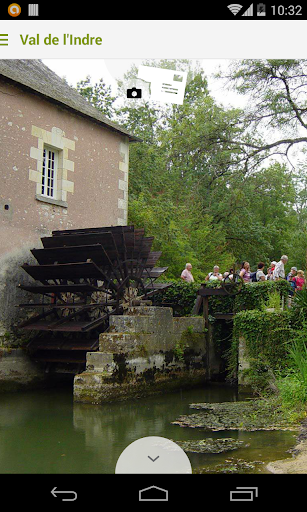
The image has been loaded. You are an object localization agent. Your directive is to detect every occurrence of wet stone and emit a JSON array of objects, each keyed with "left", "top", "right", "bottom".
[
  {"left": 194, "top": 458, "right": 265, "bottom": 474},
  {"left": 172, "top": 399, "right": 300, "bottom": 431},
  {"left": 175, "top": 438, "right": 249, "bottom": 454}
]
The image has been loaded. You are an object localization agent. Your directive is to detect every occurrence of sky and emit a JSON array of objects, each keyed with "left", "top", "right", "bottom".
[
  {"left": 41, "top": 58, "right": 306, "bottom": 171},
  {"left": 42, "top": 58, "right": 300, "bottom": 168},
  {"left": 42, "top": 58, "right": 247, "bottom": 109}
]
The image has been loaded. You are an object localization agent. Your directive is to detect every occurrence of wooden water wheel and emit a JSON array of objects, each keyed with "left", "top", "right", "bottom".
[
  {"left": 221, "top": 266, "right": 243, "bottom": 296},
  {"left": 18, "top": 225, "right": 171, "bottom": 369}
]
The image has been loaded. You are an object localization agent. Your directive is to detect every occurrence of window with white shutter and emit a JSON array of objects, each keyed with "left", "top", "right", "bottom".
[{"left": 41, "top": 147, "right": 58, "bottom": 198}]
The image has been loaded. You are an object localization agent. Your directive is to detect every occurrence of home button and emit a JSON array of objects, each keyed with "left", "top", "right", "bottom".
[{"left": 139, "top": 486, "right": 168, "bottom": 502}]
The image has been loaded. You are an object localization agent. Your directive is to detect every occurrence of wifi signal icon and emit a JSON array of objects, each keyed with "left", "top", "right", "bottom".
[{"left": 228, "top": 3, "right": 243, "bottom": 15}]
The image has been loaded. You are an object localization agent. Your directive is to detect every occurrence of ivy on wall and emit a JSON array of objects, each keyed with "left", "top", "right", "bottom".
[
  {"left": 154, "top": 280, "right": 294, "bottom": 392},
  {"left": 233, "top": 280, "right": 290, "bottom": 312},
  {"left": 229, "top": 309, "right": 292, "bottom": 390},
  {"left": 154, "top": 281, "right": 200, "bottom": 316},
  {"left": 154, "top": 280, "right": 291, "bottom": 317}
]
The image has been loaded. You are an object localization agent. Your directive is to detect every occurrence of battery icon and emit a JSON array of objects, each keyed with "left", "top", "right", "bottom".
[{"left": 257, "top": 3, "right": 266, "bottom": 15}]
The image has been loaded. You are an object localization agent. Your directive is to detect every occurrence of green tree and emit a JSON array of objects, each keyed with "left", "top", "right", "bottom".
[
  {"left": 73, "top": 60, "right": 307, "bottom": 276},
  {"left": 76, "top": 75, "right": 117, "bottom": 119},
  {"left": 217, "top": 59, "right": 307, "bottom": 171}
]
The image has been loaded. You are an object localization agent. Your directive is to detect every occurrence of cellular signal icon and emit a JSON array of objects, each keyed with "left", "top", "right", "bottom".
[
  {"left": 227, "top": 4, "right": 243, "bottom": 15},
  {"left": 242, "top": 3, "right": 254, "bottom": 16}
]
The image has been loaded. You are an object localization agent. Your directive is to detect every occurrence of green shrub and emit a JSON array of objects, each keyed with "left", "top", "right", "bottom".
[
  {"left": 262, "top": 290, "right": 283, "bottom": 310},
  {"left": 233, "top": 280, "right": 290, "bottom": 312},
  {"left": 154, "top": 279, "right": 290, "bottom": 317},
  {"left": 276, "top": 373, "right": 307, "bottom": 409},
  {"left": 292, "top": 288, "right": 307, "bottom": 311},
  {"left": 153, "top": 280, "right": 200, "bottom": 316},
  {"left": 229, "top": 309, "right": 292, "bottom": 390},
  {"left": 275, "top": 321, "right": 307, "bottom": 412},
  {"left": 289, "top": 339, "right": 307, "bottom": 387}
]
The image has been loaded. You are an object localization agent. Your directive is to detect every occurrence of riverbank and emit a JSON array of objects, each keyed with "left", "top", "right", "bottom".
[
  {"left": 267, "top": 417, "right": 307, "bottom": 473},
  {"left": 172, "top": 394, "right": 307, "bottom": 473},
  {"left": 172, "top": 396, "right": 301, "bottom": 432}
]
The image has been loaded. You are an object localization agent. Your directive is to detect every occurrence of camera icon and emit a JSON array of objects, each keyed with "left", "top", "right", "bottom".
[{"left": 127, "top": 87, "right": 142, "bottom": 99}]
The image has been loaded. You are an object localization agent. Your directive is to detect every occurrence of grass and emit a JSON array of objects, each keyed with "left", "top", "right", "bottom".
[{"left": 275, "top": 332, "right": 307, "bottom": 420}]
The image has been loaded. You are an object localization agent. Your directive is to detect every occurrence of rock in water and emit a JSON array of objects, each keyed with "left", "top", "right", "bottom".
[
  {"left": 172, "top": 399, "right": 299, "bottom": 431},
  {"left": 175, "top": 438, "right": 248, "bottom": 454}
]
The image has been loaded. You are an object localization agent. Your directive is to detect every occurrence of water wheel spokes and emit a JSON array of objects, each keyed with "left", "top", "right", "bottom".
[
  {"left": 222, "top": 271, "right": 243, "bottom": 296},
  {"left": 18, "top": 226, "right": 171, "bottom": 343}
]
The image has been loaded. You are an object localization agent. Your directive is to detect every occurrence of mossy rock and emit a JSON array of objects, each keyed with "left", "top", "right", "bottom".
[
  {"left": 194, "top": 458, "right": 265, "bottom": 474},
  {"left": 176, "top": 438, "right": 248, "bottom": 454},
  {"left": 172, "top": 399, "right": 300, "bottom": 431}
]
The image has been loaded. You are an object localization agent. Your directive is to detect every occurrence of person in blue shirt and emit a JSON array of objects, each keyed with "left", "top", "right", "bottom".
[{"left": 287, "top": 266, "right": 297, "bottom": 295}]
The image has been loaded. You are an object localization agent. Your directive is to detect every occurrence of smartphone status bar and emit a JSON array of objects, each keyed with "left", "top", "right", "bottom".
[{"left": 2, "top": 3, "right": 306, "bottom": 20}]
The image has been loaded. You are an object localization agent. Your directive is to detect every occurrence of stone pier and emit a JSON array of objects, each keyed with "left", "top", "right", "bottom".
[
  {"left": 74, "top": 306, "right": 209, "bottom": 404},
  {"left": 0, "top": 347, "right": 47, "bottom": 391}
]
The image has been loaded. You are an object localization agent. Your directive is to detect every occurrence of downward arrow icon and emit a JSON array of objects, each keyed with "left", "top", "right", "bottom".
[{"left": 148, "top": 455, "right": 159, "bottom": 462}]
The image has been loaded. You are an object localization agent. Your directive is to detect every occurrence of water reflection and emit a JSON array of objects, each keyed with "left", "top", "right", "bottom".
[{"left": 0, "top": 384, "right": 297, "bottom": 474}]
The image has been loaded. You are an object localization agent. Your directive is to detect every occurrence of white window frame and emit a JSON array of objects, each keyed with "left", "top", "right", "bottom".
[{"left": 41, "top": 146, "right": 58, "bottom": 199}]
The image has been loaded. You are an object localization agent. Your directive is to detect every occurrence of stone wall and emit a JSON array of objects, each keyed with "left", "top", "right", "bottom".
[
  {"left": 74, "top": 306, "right": 209, "bottom": 404},
  {"left": 0, "top": 76, "right": 130, "bottom": 336},
  {"left": 0, "top": 348, "right": 47, "bottom": 392},
  {"left": 0, "top": 246, "right": 38, "bottom": 346},
  {"left": 238, "top": 336, "right": 251, "bottom": 387}
]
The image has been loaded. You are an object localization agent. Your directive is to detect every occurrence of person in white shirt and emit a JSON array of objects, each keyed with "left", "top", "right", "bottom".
[
  {"left": 266, "top": 261, "right": 277, "bottom": 280},
  {"left": 205, "top": 265, "right": 223, "bottom": 282},
  {"left": 181, "top": 263, "right": 194, "bottom": 283},
  {"left": 273, "top": 255, "right": 288, "bottom": 280},
  {"left": 256, "top": 262, "right": 266, "bottom": 281}
]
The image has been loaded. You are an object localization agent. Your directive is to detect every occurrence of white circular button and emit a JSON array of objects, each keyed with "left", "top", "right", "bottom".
[{"left": 115, "top": 436, "right": 192, "bottom": 474}]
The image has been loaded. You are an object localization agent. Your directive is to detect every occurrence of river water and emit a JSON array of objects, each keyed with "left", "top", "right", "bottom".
[{"left": 0, "top": 384, "right": 296, "bottom": 474}]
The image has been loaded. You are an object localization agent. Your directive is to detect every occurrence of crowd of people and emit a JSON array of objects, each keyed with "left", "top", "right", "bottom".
[{"left": 181, "top": 255, "right": 306, "bottom": 293}]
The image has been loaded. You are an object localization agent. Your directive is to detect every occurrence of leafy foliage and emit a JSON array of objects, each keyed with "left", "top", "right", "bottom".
[
  {"left": 230, "top": 309, "right": 292, "bottom": 389},
  {"left": 153, "top": 280, "right": 290, "bottom": 318},
  {"left": 76, "top": 75, "right": 117, "bottom": 119},
  {"left": 276, "top": 323, "right": 307, "bottom": 410},
  {"left": 218, "top": 59, "right": 307, "bottom": 169},
  {"left": 230, "top": 285, "right": 307, "bottom": 404},
  {"left": 153, "top": 281, "right": 200, "bottom": 316},
  {"left": 233, "top": 280, "right": 290, "bottom": 312},
  {"left": 74, "top": 59, "right": 307, "bottom": 276}
]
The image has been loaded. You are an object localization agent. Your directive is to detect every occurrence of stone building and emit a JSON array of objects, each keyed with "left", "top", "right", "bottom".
[{"left": 0, "top": 59, "right": 137, "bottom": 336}]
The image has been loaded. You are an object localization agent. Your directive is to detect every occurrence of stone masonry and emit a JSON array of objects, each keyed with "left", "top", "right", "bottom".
[{"left": 74, "top": 306, "right": 208, "bottom": 404}]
